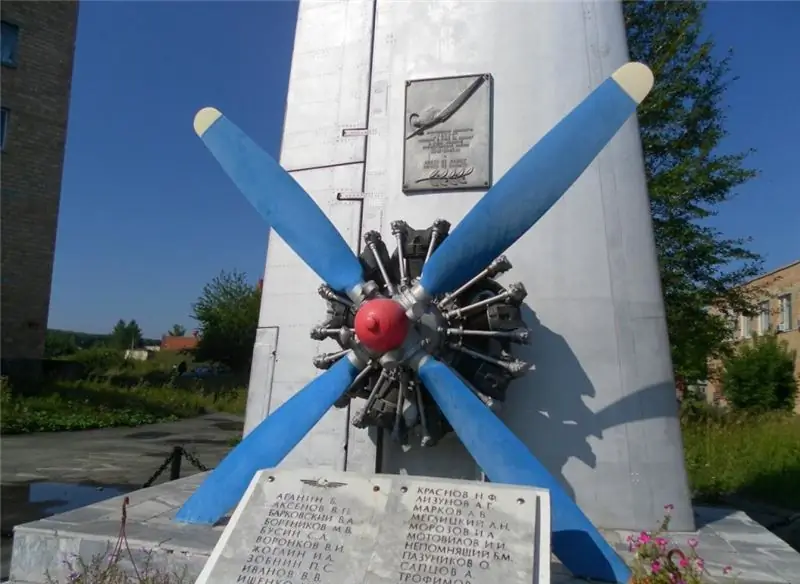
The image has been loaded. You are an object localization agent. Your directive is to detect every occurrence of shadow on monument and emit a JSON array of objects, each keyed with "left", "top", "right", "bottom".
[
  {"left": 383, "top": 304, "right": 687, "bottom": 523},
  {"left": 509, "top": 305, "right": 685, "bottom": 502}
]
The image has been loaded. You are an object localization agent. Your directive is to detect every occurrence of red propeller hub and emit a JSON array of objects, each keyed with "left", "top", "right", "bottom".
[{"left": 354, "top": 298, "right": 410, "bottom": 353}]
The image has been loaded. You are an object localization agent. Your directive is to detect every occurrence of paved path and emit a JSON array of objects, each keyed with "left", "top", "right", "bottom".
[
  {"left": 0, "top": 413, "right": 242, "bottom": 487},
  {"left": 0, "top": 414, "right": 244, "bottom": 580}
]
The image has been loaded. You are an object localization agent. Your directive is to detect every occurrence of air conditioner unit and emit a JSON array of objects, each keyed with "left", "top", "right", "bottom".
[{"left": 776, "top": 323, "right": 787, "bottom": 333}]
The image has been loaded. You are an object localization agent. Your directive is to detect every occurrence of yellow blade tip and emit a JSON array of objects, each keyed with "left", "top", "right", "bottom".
[
  {"left": 611, "top": 62, "right": 654, "bottom": 104},
  {"left": 194, "top": 107, "right": 223, "bottom": 137}
]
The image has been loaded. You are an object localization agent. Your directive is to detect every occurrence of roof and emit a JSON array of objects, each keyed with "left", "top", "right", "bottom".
[
  {"left": 161, "top": 335, "right": 199, "bottom": 351},
  {"left": 743, "top": 259, "right": 800, "bottom": 286}
]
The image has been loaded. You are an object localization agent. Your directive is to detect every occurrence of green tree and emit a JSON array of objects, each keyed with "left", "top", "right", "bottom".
[
  {"left": 721, "top": 334, "right": 797, "bottom": 412},
  {"left": 110, "top": 319, "right": 143, "bottom": 350},
  {"left": 625, "top": 1, "right": 763, "bottom": 384},
  {"left": 168, "top": 324, "right": 187, "bottom": 337},
  {"left": 191, "top": 270, "right": 260, "bottom": 373},
  {"left": 44, "top": 330, "right": 78, "bottom": 358}
]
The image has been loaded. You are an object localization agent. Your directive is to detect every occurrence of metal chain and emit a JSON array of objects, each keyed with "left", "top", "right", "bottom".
[
  {"left": 182, "top": 448, "right": 210, "bottom": 472},
  {"left": 141, "top": 446, "right": 211, "bottom": 489},
  {"left": 767, "top": 512, "right": 800, "bottom": 530},
  {"left": 141, "top": 449, "right": 178, "bottom": 488}
]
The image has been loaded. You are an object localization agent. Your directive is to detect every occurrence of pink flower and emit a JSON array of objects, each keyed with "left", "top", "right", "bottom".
[
  {"left": 656, "top": 537, "right": 668, "bottom": 548},
  {"left": 679, "top": 557, "right": 689, "bottom": 568},
  {"left": 687, "top": 537, "right": 699, "bottom": 548},
  {"left": 651, "top": 560, "right": 662, "bottom": 573},
  {"left": 639, "top": 531, "right": 652, "bottom": 544},
  {"left": 664, "top": 503, "right": 675, "bottom": 511},
  {"left": 695, "top": 558, "right": 705, "bottom": 570},
  {"left": 627, "top": 533, "right": 642, "bottom": 551}
]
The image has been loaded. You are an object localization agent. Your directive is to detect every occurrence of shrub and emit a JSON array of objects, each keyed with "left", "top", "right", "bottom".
[
  {"left": 71, "top": 347, "right": 128, "bottom": 376},
  {"left": 721, "top": 333, "right": 797, "bottom": 413},
  {"left": 0, "top": 378, "right": 246, "bottom": 434}
]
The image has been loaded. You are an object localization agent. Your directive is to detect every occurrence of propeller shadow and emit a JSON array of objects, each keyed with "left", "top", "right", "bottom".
[{"left": 504, "top": 305, "right": 689, "bottom": 525}]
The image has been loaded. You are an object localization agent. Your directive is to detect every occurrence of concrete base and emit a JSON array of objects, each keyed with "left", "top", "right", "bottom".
[{"left": 9, "top": 474, "right": 800, "bottom": 584}]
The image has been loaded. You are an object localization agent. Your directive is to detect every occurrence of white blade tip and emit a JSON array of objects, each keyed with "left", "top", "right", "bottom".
[
  {"left": 611, "top": 62, "right": 654, "bottom": 104},
  {"left": 194, "top": 107, "right": 223, "bottom": 137}
]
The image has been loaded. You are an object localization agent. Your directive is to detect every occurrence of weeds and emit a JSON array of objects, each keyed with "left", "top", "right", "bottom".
[
  {"left": 45, "top": 497, "right": 190, "bottom": 583},
  {"left": 0, "top": 377, "right": 246, "bottom": 435},
  {"left": 681, "top": 404, "right": 800, "bottom": 510},
  {"left": 50, "top": 553, "right": 188, "bottom": 584}
]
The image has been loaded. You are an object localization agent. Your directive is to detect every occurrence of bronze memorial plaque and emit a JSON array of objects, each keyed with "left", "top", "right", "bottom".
[
  {"left": 403, "top": 74, "right": 493, "bottom": 193},
  {"left": 196, "top": 470, "right": 551, "bottom": 584}
]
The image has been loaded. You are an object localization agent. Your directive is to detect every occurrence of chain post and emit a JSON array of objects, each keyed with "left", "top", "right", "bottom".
[{"left": 169, "top": 446, "right": 183, "bottom": 481}]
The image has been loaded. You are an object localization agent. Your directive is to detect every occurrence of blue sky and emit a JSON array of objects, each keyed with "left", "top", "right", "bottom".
[{"left": 49, "top": 1, "right": 800, "bottom": 338}]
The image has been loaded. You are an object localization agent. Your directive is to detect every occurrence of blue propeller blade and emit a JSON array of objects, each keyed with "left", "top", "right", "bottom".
[
  {"left": 419, "top": 62, "right": 654, "bottom": 297},
  {"left": 176, "top": 357, "right": 362, "bottom": 525},
  {"left": 416, "top": 356, "right": 631, "bottom": 583},
  {"left": 193, "top": 107, "right": 364, "bottom": 295}
]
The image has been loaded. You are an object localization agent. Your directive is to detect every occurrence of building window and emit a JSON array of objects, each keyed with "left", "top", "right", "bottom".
[
  {"left": 1, "top": 21, "right": 19, "bottom": 67},
  {"left": 729, "top": 313, "right": 740, "bottom": 339},
  {"left": 740, "top": 314, "right": 750, "bottom": 338},
  {"left": 0, "top": 107, "right": 8, "bottom": 151},
  {"left": 778, "top": 294, "right": 793, "bottom": 331},
  {"left": 758, "top": 300, "right": 770, "bottom": 334}
]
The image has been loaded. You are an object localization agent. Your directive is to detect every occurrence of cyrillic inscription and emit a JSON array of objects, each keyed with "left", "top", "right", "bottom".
[
  {"left": 403, "top": 74, "right": 493, "bottom": 193},
  {"left": 235, "top": 492, "right": 354, "bottom": 583},
  {"left": 197, "top": 472, "right": 388, "bottom": 584},
  {"left": 197, "top": 471, "right": 549, "bottom": 584},
  {"left": 395, "top": 484, "right": 520, "bottom": 584}
]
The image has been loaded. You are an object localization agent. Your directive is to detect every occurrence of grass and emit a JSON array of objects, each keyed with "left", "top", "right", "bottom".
[
  {"left": 6, "top": 347, "right": 800, "bottom": 514},
  {"left": 0, "top": 376, "right": 246, "bottom": 435},
  {"left": 681, "top": 404, "right": 800, "bottom": 510}
]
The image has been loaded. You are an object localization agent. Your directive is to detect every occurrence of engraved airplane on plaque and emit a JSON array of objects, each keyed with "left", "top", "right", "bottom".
[{"left": 403, "top": 73, "right": 493, "bottom": 193}]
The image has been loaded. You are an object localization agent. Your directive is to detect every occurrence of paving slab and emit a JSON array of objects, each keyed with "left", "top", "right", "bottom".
[
  {"left": 0, "top": 413, "right": 243, "bottom": 487},
  {"left": 0, "top": 413, "right": 244, "bottom": 581}
]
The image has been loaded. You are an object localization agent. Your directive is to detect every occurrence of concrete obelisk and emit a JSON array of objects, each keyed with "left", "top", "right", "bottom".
[{"left": 246, "top": 0, "right": 694, "bottom": 532}]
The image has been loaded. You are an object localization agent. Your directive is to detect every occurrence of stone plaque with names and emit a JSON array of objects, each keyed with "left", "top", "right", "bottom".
[
  {"left": 403, "top": 74, "right": 493, "bottom": 193},
  {"left": 197, "top": 469, "right": 551, "bottom": 584}
]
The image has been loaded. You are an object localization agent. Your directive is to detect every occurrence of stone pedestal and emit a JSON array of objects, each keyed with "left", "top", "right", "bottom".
[{"left": 9, "top": 472, "right": 800, "bottom": 584}]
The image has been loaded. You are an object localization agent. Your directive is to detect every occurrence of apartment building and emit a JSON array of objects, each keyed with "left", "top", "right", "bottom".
[
  {"left": 707, "top": 259, "right": 800, "bottom": 410},
  {"left": 1, "top": 1, "right": 79, "bottom": 380}
]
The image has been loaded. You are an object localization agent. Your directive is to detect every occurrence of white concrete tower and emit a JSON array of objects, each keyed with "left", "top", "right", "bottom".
[{"left": 246, "top": 0, "right": 694, "bottom": 531}]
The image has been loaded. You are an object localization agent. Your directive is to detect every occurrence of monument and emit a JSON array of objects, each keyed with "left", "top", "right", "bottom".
[
  {"left": 10, "top": 3, "right": 800, "bottom": 584},
  {"left": 178, "top": 0, "right": 689, "bottom": 582},
  {"left": 178, "top": 34, "right": 653, "bottom": 584},
  {"left": 237, "top": 0, "right": 693, "bottom": 538}
]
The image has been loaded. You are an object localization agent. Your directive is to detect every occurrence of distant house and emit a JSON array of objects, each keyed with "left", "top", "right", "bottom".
[
  {"left": 704, "top": 259, "right": 800, "bottom": 411},
  {"left": 161, "top": 335, "right": 199, "bottom": 352},
  {"left": 125, "top": 349, "right": 152, "bottom": 361}
]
